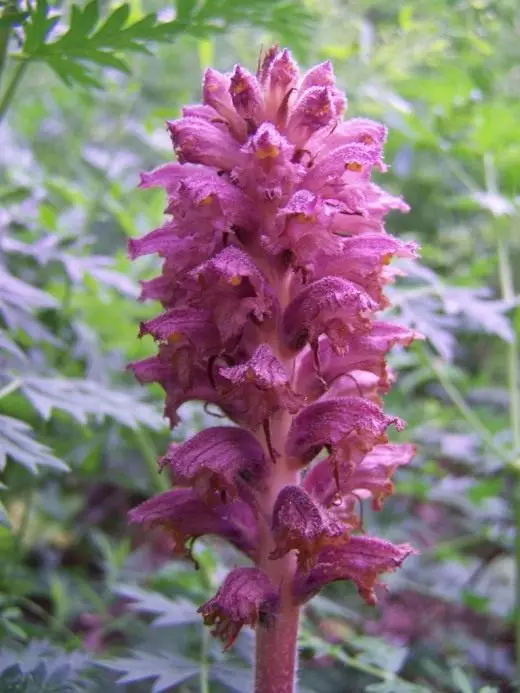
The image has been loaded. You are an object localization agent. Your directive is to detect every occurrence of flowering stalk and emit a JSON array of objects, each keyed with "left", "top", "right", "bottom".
[{"left": 129, "top": 46, "right": 420, "bottom": 693}]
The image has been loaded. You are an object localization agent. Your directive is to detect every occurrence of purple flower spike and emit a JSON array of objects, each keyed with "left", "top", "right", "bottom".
[
  {"left": 129, "top": 48, "right": 419, "bottom": 683},
  {"left": 198, "top": 567, "right": 279, "bottom": 650}
]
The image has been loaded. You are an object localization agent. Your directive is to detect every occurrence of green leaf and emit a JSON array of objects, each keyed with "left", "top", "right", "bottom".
[
  {"left": 80, "top": 0, "right": 100, "bottom": 36},
  {"left": 451, "top": 667, "right": 474, "bottom": 693},
  {"left": 0, "top": 415, "right": 68, "bottom": 474},
  {"left": 0, "top": 641, "right": 94, "bottom": 692},
  {"left": 113, "top": 584, "right": 199, "bottom": 626},
  {"left": 461, "top": 590, "right": 490, "bottom": 613},
  {"left": 0, "top": 496, "right": 10, "bottom": 529},
  {"left": 98, "top": 652, "right": 199, "bottom": 692},
  {"left": 0, "top": 10, "right": 29, "bottom": 29},
  {"left": 91, "top": 4, "right": 130, "bottom": 42},
  {"left": 175, "top": 0, "right": 196, "bottom": 23},
  {"left": 23, "top": 0, "right": 59, "bottom": 53},
  {"left": 20, "top": 376, "right": 164, "bottom": 431},
  {"left": 210, "top": 665, "right": 254, "bottom": 693},
  {"left": 467, "top": 478, "right": 504, "bottom": 506}
]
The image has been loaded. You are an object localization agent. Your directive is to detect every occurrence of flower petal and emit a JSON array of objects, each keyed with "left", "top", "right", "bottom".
[
  {"left": 139, "top": 307, "right": 221, "bottom": 352},
  {"left": 281, "top": 276, "right": 376, "bottom": 354},
  {"left": 263, "top": 47, "right": 299, "bottom": 123},
  {"left": 295, "top": 322, "right": 421, "bottom": 397},
  {"left": 203, "top": 67, "right": 247, "bottom": 141},
  {"left": 286, "top": 86, "right": 336, "bottom": 147},
  {"left": 293, "top": 536, "right": 416, "bottom": 605},
  {"left": 229, "top": 65, "right": 265, "bottom": 127},
  {"left": 218, "top": 344, "right": 301, "bottom": 429},
  {"left": 286, "top": 396, "right": 405, "bottom": 474},
  {"left": 198, "top": 567, "right": 279, "bottom": 650},
  {"left": 303, "top": 143, "right": 385, "bottom": 194},
  {"left": 189, "top": 246, "right": 277, "bottom": 342},
  {"left": 139, "top": 162, "right": 200, "bottom": 193},
  {"left": 168, "top": 116, "right": 243, "bottom": 170},
  {"left": 304, "top": 442, "right": 416, "bottom": 509},
  {"left": 161, "top": 426, "right": 267, "bottom": 503},
  {"left": 270, "top": 485, "right": 350, "bottom": 570},
  {"left": 236, "top": 122, "right": 303, "bottom": 201},
  {"left": 129, "top": 488, "right": 259, "bottom": 562}
]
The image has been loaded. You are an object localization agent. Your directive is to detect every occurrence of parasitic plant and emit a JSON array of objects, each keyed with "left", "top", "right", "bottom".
[{"left": 129, "top": 47, "right": 420, "bottom": 693}]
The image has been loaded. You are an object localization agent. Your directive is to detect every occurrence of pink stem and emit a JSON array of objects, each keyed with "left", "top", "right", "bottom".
[
  {"left": 255, "top": 597, "right": 300, "bottom": 693},
  {"left": 254, "top": 406, "right": 300, "bottom": 693}
]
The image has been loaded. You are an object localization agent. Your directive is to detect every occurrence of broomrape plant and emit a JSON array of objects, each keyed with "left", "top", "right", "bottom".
[{"left": 128, "top": 46, "right": 420, "bottom": 693}]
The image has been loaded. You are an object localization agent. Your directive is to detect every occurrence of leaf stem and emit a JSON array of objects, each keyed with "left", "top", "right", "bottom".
[
  {"left": 0, "top": 24, "right": 9, "bottom": 89},
  {"left": 424, "top": 348, "right": 514, "bottom": 468},
  {"left": 0, "top": 377, "right": 22, "bottom": 400},
  {"left": 199, "top": 624, "right": 211, "bottom": 693},
  {"left": 132, "top": 427, "right": 169, "bottom": 493},
  {"left": 0, "top": 60, "right": 28, "bottom": 124},
  {"left": 496, "top": 230, "right": 520, "bottom": 683}
]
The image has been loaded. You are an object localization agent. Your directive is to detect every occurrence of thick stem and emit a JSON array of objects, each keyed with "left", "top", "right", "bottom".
[
  {"left": 255, "top": 598, "right": 300, "bottom": 693},
  {"left": 253, "top": 405, "right": 301, "bottom": 693}
]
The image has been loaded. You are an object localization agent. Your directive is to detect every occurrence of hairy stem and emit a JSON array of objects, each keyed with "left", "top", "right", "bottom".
[
  {"left": 254, "top": 398, "right": 300, "bottom": 691},
  {"left": 255, "top": 597, "right": 300, "bottom": 693},
  {"left": 425, "top": 348, "right": 514, "bottom": 468}
]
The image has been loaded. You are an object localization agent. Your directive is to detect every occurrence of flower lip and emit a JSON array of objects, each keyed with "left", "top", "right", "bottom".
[
  {"left": 198, "top": 567, "right": 279, "bottom": 649},
  {"left": 304, "top": 442, "right": 416, "bottom": 510},
  {"left": 286, "top": 396, "right": 406, "bottom": 477},
  {"left": 270, "top": 485, "right": 350, "bottom": 570},
  {"left": 281, "top": 275, "right": 376, "bottom": 354},
  {"left": 128, "top": 488, "right": 259, "bottom": 563},
  {"left": 160, "top": 426, "right": 267, "bottom": 504},
  {"left": 293, "top": 536, "right": 417, "bottom": 606}
]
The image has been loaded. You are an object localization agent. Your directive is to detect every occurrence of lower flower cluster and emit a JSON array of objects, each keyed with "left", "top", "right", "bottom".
[{"left": 129, "top": 46, "right": 419, "bottom": 650}]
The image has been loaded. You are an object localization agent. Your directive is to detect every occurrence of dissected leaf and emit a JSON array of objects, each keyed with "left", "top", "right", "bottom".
[
  {"left": 98, "top": 651, "right": 199, "bottom": 692},
  {"left": 21, "top": 377, "right": 164, "bottom": 430},
  {"left": 17, "top": 0, "right": 314, "bottom": 87},
  {"left": 113, "top": 584, "right": 199, "bottom": 626},
  {"left": 0, "top": 415, "right": 68, "bottom": 474}
]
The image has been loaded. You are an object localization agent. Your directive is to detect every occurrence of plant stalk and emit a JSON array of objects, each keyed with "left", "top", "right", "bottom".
[
  {"left": 0, "top": 60, "right": 28, "bottom": 124},
  {"left": 497, "top": 232, "right": 520, "bottom": 682},
  {"left": 255, "top": 598, "right": 300, "bottom": 693},
  {"left": 254, "top": 407, "right": 300, "bottom": 693}
]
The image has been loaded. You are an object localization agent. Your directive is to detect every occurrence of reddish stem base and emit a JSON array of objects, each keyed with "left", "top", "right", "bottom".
[{"left": 254, "top": 600, "right": 300, "bottom": 693}]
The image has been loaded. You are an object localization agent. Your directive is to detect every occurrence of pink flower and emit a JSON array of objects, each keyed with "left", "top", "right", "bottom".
[
  {"left": 129, "top": 46, "right": 419, "bottom": 681},
  {"left": 198, "top": 567, "right": 279, "bottom": 650}
]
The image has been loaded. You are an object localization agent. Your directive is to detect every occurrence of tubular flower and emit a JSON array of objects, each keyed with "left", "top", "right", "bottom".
[
  {"left": 198, "top": 567, "right": 279, "bottom": 650},
  {"left": 129, "top": 46, "right": 419, "bottom": 672}
]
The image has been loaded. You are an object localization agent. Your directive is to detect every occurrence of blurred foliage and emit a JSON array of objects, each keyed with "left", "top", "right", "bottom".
[{"left": 0, "top": 0, "right": 519, "bottom": 691}]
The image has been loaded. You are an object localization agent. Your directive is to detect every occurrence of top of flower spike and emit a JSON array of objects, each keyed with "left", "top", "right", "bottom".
[{"left": 170, "top": 46, "right": 352, "bottom": 164}]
